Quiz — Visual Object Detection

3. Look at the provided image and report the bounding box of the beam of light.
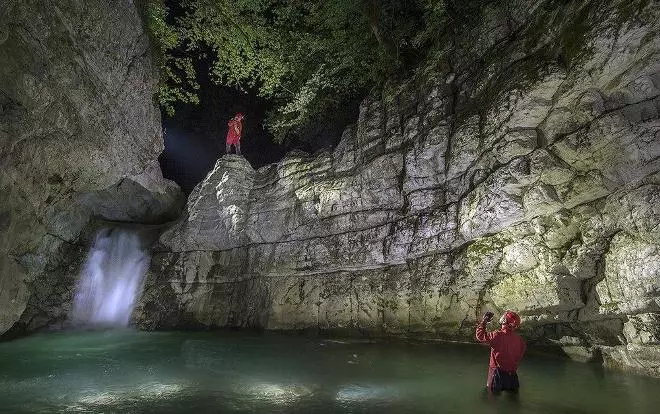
[160,127,220,194]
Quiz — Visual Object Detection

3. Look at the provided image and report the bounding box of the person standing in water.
[226,112,244,155]
[476,310,526,393]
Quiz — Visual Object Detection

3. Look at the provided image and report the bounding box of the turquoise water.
[0,331,659,413]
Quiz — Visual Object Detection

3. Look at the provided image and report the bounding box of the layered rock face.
[138,0,660,375]
[0,0,183,336]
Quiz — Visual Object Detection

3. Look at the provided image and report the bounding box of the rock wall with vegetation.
[138,0,660,376]
[0,0,183,337]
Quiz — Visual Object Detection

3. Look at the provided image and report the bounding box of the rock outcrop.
[0,0,183,336]
[140,0,660,375]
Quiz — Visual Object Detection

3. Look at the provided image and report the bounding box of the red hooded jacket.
[476,322,526,372]
[226,117,243,145]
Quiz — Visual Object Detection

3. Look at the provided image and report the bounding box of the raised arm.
[475,313,497,343]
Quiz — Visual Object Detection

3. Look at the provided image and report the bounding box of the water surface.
[0,331,658,413]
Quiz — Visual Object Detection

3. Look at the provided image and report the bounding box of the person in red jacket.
[226,112,244,155]
[476,310,526,393]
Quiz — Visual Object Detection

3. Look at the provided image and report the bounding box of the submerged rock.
[137,0,660,376]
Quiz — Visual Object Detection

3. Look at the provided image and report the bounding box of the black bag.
[491,368,520,392]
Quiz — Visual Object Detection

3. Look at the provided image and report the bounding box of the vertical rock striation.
[138,0,659,375]
[0,0,183,336]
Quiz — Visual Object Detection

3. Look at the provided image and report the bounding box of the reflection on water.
[335,385,399,402]
[0,331,659,413]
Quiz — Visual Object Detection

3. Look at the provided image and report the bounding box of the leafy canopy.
[145,0,467,142]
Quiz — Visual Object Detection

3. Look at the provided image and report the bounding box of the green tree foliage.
[144,0,200,115]
[146,0,473,141]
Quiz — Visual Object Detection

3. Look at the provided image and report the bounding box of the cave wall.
[137,0,660,375]
[0,0,183,336]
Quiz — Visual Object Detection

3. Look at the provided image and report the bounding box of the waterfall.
[71,229,149,327]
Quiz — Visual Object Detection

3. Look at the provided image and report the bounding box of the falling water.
[71,229,149,327]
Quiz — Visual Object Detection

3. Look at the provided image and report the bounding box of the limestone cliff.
[138,0,660,375]
[0,0,183,336]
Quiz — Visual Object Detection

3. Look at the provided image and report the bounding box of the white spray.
[71,229,148,327]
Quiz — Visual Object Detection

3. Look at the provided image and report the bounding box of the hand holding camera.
[483,312,494,323]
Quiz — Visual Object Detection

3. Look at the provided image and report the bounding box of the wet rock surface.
[0,0,183,336]
[137,0,660,376]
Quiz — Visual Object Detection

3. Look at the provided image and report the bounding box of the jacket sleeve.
[475,321,496,343]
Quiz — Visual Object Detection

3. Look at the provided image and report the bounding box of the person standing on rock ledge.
[476,310,526,394]
[225,112,244,155]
